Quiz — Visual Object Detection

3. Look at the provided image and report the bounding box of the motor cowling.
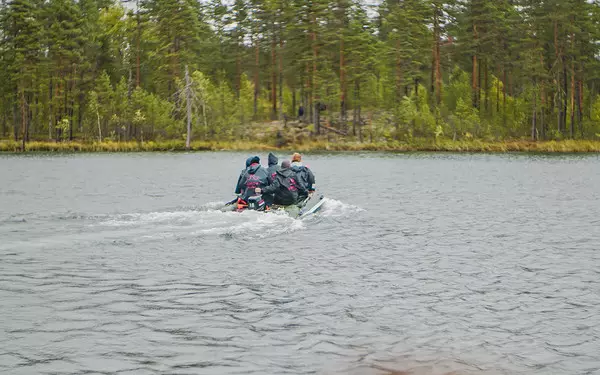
[247,195,265,211]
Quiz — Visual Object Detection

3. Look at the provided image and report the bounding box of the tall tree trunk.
[271,36,277,120]
[253,38,259,120]
[540,54,546,139]
[311,13,319,135]
[590,81,595,120]
[78,70,85,134]
[531,81,537,141]
[185,66,192,150]
[63,74,68,141]
[2,110,6,138]
[430,43,435,105]
[48,76,53,141]
[415,79,419,112]
[577,79,583,136]
[484,60,489,116]
[352,80,358,136]
[396,40,403,101]
[496,65,500,115]
[503,68,507,128]
[554,19,561,133]
[478,56,482,112]
[472,24,478,108]
[306,61,312,122]
[20,87,26,151]
[28,93,34,141]
[278,38,283,122]
[12,100,18,141]
[562,59,568,135]
[414,78,419,135]
[570,58,575,139]
[96,104,102,142]
[69,66,76,141]
[340,35,346,129]
[136,0,141,88]
[236,40,241,106]
[435,37,442,105]
[292,89,296,120]
[357,80,362,142]
[432,3,442,106]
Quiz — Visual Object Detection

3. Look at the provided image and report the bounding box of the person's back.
[237,156,269,201]
[290,153,315,199]
[263,153,279,208]
[235,156,254,195]
[261,160,307,206]
[266,152,279,182]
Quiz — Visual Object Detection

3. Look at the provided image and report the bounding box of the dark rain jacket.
[262,167,308,206]
[291,163,316,193]
[266,153,279,183]
[234,157,254,194]
[237,163,270,200]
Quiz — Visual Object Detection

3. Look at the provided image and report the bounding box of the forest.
[2,0,600,150]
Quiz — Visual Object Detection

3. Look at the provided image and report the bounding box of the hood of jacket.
[268,152,278,167]
[276,167,295,179]
[291,164,306,173]
[247,163,263,174]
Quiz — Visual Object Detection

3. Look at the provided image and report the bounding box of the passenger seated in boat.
[264,153,279,207]
[236,156,269,202]
[290,153,315,200]
[259,160,307,206]
[234,156,253,196]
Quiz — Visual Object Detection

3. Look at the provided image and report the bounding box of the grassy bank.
[2,139,600,153]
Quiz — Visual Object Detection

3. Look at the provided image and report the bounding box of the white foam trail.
[201,200,232,210]
[98,210,204,227]
[318,198,365,218]
[90,197,362,241]
[94,207,305,240]
[193,209,304,238]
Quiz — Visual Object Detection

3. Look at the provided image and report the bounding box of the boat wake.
[317,197,364,218]
[0,197,365,250]
[93,197,363,239]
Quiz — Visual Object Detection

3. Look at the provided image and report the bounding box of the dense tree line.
[1,0,600,146]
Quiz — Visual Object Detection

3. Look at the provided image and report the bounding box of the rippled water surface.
[1,152,600,375]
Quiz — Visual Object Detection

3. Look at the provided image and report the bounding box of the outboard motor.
[247,195,266,211]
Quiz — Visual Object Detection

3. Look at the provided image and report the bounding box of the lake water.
[1,152,599,375]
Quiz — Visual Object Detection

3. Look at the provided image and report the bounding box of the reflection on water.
[1,152,599,374]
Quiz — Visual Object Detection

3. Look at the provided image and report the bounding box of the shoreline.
[2,139,600,153]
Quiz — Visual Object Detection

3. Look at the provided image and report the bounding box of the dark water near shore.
[1,152,599,375]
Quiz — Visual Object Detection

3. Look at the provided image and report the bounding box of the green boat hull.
[220,194,325,219]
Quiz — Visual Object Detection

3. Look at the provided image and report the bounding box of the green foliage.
[1,0,600,146]
[587,95,600,138]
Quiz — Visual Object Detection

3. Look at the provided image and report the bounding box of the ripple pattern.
[1,152,600,374]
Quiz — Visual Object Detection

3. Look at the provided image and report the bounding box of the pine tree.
[143,0,207,96]
[46,0,85,140]
[3,0,43,147]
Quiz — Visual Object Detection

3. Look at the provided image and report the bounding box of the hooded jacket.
[237,159,270,200]
[234,157,255,194]
[262,167,308,206]
[266,153,279,183]
[291,162,315,193]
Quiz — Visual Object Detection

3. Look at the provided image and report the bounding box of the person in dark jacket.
[266,152,279,182]
[290,153,315,200]
[234,156,254,195]
[260,160,307,206]
[263,153,279,207]
[236,156,269,201]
